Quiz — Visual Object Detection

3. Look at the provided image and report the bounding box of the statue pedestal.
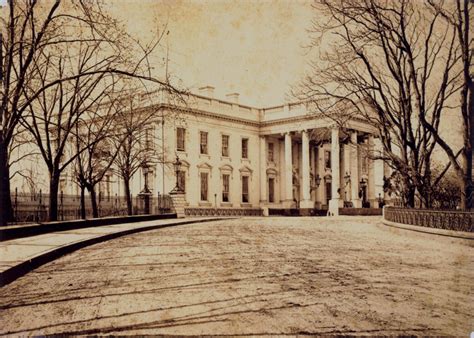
[328,198,343,216]
[170,191,186,218]
[137,191,152,214]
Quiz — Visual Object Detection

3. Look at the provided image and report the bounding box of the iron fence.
[384,207,474,232]
[185,208,263,217]
[10,190,173,224]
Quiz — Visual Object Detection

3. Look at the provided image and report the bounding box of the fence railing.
[10,191,174,224]
[185,208,262,217]
[383,207,474,233]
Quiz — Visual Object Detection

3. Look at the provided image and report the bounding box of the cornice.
[152,103,373,131]
[154,103,260,127]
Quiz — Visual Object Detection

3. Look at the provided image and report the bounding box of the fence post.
[38,189,42,222]
[14,187,18,222]
[60,190,64,221]
[157,192,161,214]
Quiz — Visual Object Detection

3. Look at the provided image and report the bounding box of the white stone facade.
[11,86,389,215]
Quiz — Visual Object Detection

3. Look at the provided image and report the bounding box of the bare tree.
[21,39,119,221]
[424,0,473,209]
[110,92,160,215]
[296,0,462,208]
[73,94,123,219]
[0,1,182,225]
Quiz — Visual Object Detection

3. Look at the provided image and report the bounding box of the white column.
[314,146,322,209]
[350,131,361,208]
[373,136,384,207]
[279,138,286,203]
[300,130,312,208]
[284,132,293,207]
[328,126,341,216]
[368,135,376,207]
[383,161,392,202]
[259,136,267,205]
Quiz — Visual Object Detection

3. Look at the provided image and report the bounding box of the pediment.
[180,160,190,168]
[266,168,278,176]
[239,165,253,174]
[197,162,212,170]
[219,164,234,172]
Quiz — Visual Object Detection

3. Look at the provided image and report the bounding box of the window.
[178,170,186,192]
[200,172,208,201]
[268,143,274,162]
[200,131,208,154]
[144,127,154,151]
[362,155,368,174]
[325,150,331,169]
[242,176,249,203]
[222,135,229,157]
[326,182,332,205]
[222,174,230,202]
[241,138,248,159]
[176,128,185,151]
[268,177,275,203]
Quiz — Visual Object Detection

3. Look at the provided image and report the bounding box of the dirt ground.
[0,216,472,335]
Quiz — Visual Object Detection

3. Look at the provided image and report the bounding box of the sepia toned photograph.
[0,0,472,335]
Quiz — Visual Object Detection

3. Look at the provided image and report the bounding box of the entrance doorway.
[325,182,331,206]
[268,178,275,203]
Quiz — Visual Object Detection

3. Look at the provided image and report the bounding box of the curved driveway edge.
[0,218,229,287]
[381,219,474,247]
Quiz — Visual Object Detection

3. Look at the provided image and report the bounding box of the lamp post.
[359,177,367,207]
[139,164,152,214]
[173,155,182,192]
[311,174,321,193]
[315,174,321,188]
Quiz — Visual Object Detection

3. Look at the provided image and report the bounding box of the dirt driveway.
[0,216,472,335]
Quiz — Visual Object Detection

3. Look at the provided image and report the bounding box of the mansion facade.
[142,86,389,216]
[12,86,390,216]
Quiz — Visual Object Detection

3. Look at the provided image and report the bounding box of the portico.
[259,122,384,215]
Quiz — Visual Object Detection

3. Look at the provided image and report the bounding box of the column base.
[300,199,313,209]
[282,199,294,208]
[370,199,377,208]
[170,192,186,218]
[351,199,361,208]
[328,199,343,216]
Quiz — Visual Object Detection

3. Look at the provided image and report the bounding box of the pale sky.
[108,0,314,107]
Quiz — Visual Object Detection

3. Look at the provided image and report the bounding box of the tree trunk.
[48,172,60,221]
[466,80,474,210]
[124,177,132,215]
[80,185,86,219]
[89,185,99,218]
[0,142,13,226]
[404,183,415,208]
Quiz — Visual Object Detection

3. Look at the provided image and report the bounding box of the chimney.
[198,86,215,98]
[226,92,239,104]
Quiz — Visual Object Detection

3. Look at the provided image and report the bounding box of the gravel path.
[0,216,472,335]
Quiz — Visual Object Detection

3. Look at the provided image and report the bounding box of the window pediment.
[239,165,253,175]
[266,168,278,176]
[197,162,212,171]
[219,164,234,172]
